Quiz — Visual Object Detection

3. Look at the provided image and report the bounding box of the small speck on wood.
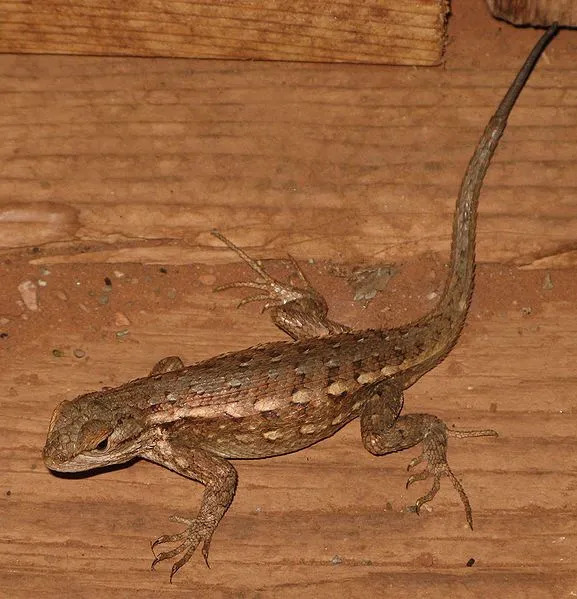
[466,558,475,567]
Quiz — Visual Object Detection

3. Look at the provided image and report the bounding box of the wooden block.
[486,0,577,26]
[0,0,448,65]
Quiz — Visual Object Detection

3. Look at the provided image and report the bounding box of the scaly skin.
[43,25,558,581]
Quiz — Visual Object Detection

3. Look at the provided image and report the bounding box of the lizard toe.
[150,514,215,580]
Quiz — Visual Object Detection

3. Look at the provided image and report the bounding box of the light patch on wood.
[299,424,317,434]
[263,429,282,440]
[331,413,345,425]
[327,380,353,396]
[270,354,282,362]
[352,401,363,411]
[228,378,242,388]
[357,371,380,384]
[254,396,285,411]
[291,389,312,404]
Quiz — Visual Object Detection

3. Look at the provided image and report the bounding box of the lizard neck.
[401,25,558,386]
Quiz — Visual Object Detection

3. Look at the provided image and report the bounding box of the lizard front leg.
[212,230,349,340]
[142,434,238,581]
[358,378,497,529]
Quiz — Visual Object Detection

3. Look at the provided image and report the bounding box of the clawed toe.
[404,421,480,529]
[211,229,348,339]
[406,466,431,488]
[407,452,425,472]
[211,230,318,309]
[150,515,214,582]
[406,460,472,528]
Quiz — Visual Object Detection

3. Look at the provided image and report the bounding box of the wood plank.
[0,26,575,266]
[1,2,577,597]
[0,0,448,65]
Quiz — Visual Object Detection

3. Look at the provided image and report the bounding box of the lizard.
[43,24,558,581]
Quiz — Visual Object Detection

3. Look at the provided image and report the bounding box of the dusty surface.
[1,2,577,598]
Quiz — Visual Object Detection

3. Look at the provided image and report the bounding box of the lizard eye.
[79,420,113,453]
[95,437,109,452]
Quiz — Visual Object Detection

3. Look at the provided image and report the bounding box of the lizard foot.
[406,419,497,529]
[150,514,214,582]
[211,229,323,310]
[212,229,348,339]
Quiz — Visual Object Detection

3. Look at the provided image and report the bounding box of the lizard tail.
[433,24,558,342]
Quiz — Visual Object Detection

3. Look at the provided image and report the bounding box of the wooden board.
[1,2,577,597]
[0,0,448,65]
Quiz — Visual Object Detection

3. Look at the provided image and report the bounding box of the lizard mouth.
[43,446,78,472]
[43,453,75,472]
[43,443,103,472]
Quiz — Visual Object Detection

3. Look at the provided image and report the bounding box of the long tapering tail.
[434,24,558,335]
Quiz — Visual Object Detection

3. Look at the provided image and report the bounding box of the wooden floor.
[2,3,577,597]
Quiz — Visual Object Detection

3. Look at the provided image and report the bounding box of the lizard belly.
[172,392,363,459]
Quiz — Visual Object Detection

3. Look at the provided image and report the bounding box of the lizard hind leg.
[359,381,497,529]
[211,229,349,340]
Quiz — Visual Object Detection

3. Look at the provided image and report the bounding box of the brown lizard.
[43,25,558,581]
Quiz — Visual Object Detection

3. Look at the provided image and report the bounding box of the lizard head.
[43,391,149,473]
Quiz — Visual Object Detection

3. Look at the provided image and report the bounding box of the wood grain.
[0,0,448,65]
[1,2,577,597]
